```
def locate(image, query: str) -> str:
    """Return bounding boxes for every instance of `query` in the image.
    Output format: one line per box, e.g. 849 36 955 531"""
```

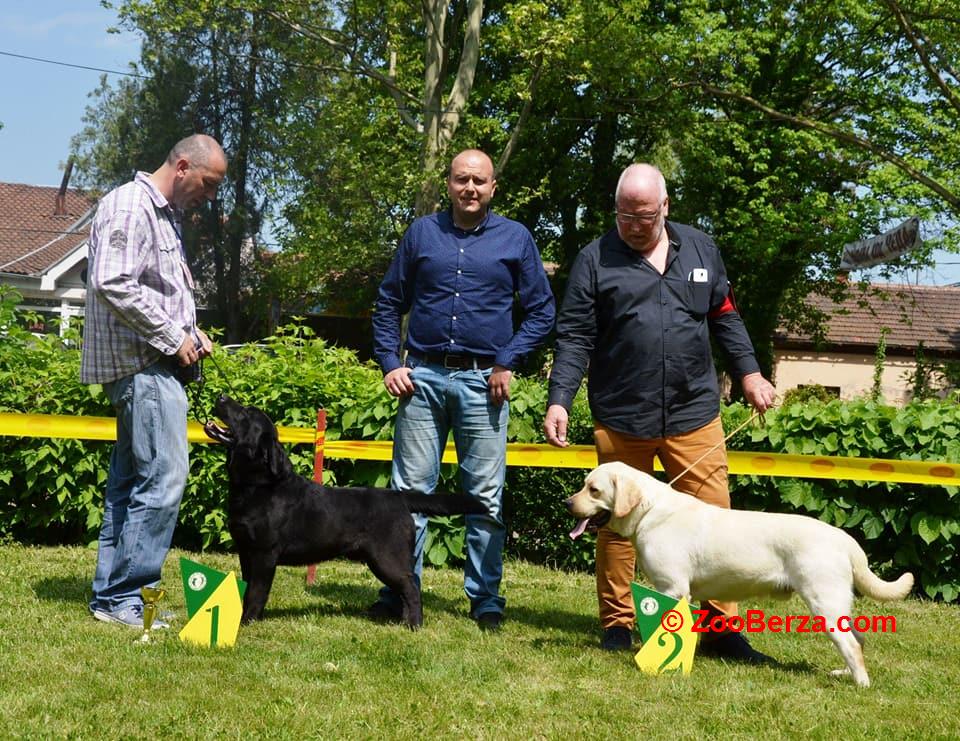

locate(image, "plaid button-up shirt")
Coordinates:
80 172 198 384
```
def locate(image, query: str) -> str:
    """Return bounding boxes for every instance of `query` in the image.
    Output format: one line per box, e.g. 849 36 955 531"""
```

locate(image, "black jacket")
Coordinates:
547 221 761 438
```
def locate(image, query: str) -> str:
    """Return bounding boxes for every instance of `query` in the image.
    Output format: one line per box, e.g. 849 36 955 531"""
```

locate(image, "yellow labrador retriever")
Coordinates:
566 461 913 687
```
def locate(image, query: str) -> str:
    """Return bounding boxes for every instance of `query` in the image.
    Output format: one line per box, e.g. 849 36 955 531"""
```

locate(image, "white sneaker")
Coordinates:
92 604 169 630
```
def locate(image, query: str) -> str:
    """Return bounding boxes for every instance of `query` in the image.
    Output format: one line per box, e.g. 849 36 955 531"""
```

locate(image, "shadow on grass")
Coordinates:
260 577 599 638
269 580 472 623
33 576 90 604
761 658 818 678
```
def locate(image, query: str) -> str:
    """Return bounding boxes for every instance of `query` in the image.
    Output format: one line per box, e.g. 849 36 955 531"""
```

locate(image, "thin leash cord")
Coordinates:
203 351 246 400
630 408 768 584
667 409 762 487
203 351 236 393
184 352 243 424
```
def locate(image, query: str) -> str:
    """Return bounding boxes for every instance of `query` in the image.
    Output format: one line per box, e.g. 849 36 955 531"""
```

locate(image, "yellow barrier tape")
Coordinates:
1 412 957 486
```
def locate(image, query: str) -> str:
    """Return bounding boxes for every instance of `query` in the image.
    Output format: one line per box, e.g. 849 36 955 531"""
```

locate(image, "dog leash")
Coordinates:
182 351 244 425
623 408 770 585
666 408 766 487
203 351 237 394
181 357 210 423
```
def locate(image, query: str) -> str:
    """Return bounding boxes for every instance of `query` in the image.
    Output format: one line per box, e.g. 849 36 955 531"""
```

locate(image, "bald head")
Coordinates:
448 149 495 178
614 163 669 254
614 163 667 208
447 149 497 230
154 133 227 210
167 134 227 171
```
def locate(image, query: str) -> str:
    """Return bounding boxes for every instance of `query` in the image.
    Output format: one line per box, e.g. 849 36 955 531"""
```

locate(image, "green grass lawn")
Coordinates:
1 544 957 739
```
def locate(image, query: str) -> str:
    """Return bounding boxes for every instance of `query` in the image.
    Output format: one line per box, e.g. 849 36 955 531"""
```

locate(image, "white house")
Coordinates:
773 283 960 404
0 181 95 335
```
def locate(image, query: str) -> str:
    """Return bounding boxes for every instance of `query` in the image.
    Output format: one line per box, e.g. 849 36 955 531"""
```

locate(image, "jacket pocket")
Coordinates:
686 279 712 316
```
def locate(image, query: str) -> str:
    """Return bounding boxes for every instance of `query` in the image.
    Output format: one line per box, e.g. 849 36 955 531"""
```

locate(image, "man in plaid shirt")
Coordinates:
82 134 227 629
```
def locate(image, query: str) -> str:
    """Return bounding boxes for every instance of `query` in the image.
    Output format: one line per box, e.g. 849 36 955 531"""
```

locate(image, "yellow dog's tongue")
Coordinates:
569 519 590 540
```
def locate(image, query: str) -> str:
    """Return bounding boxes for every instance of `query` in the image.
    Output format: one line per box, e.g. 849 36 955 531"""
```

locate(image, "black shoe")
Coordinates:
698 632 777 665
600 626 633 651
476 612 503 632
365 600 403 622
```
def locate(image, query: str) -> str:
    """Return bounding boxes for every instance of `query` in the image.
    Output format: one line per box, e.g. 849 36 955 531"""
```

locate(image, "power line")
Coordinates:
0 49 149 79
0 47 721 124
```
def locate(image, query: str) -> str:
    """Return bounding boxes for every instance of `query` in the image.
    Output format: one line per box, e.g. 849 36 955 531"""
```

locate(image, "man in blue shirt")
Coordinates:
372 149 556 630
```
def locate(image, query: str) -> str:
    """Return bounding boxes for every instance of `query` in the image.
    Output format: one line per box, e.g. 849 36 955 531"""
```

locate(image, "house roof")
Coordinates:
0 182 95 276
776 284 960 354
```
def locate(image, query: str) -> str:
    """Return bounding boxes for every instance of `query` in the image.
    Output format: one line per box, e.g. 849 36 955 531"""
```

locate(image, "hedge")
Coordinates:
1 288 957 601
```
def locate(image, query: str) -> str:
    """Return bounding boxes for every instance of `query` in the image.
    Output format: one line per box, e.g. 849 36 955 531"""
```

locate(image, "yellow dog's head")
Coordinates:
565 462 648 539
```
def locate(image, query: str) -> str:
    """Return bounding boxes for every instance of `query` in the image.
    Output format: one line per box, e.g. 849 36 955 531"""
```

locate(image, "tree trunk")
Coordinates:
415 0 483 216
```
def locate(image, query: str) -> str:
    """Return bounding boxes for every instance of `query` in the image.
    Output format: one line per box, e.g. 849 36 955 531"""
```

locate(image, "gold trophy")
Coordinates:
139 586 167 643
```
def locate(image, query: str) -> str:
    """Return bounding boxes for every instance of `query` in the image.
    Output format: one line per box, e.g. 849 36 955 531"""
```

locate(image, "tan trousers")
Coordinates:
593 416 737 632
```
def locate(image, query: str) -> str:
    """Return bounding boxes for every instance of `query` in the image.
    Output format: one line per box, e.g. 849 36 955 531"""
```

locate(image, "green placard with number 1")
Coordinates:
178 557 246 648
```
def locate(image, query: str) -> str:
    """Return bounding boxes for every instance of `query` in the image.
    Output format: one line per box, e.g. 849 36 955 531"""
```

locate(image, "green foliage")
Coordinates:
73 2 299 341
503 376 596 571
901 340 959 401
1 300 958 600
872 327 889 402
74 0 960 351
729 397 960 602
779 384 837 408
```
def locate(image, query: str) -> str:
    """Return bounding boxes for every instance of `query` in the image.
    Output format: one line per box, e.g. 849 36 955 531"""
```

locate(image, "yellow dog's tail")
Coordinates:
852 547 914 601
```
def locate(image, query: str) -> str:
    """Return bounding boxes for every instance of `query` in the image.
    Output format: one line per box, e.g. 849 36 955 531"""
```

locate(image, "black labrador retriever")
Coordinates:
204 395 486 628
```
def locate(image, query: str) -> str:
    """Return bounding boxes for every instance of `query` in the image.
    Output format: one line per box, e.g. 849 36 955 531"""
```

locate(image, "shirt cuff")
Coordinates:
494 352 516 370
730 356 761 379
154 326 187 357
380 355 402 374
547 388 575 410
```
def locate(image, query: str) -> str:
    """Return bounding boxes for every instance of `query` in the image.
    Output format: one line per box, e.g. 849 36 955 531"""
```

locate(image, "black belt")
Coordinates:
409 351 496 370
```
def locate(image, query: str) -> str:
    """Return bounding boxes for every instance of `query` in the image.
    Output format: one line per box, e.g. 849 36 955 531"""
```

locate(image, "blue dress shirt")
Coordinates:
373 210 556 373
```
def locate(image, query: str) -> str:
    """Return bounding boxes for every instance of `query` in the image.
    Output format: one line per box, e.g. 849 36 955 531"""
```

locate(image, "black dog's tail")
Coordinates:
401 491 487 517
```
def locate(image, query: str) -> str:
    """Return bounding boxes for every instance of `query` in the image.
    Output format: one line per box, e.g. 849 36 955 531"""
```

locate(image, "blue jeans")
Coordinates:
380 358 509 617
89 362 189 612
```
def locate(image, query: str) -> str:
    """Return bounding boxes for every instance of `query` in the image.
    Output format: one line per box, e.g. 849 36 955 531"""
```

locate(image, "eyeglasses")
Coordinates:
615 201 665 225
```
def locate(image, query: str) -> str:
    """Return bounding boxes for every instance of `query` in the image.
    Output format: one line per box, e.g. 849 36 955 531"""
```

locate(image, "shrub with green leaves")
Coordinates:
0 291 957 600
726 396 960 601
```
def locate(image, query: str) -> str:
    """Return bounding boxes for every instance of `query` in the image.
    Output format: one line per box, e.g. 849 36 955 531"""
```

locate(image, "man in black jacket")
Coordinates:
544 163 777 661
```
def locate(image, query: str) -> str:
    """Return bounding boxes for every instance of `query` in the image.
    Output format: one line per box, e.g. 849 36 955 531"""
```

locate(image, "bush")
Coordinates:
779 383 836 407
725 396 960 601
1 291 957 600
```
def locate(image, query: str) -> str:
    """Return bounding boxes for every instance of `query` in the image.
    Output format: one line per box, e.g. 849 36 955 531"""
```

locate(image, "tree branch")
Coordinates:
421 0 447 119
266 9 423 132
697 82 960 211
884 0 960 119
439 0 483 149
496 53 543 176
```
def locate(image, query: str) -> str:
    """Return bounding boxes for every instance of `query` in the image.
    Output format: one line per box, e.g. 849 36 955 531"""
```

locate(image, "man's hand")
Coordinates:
742 372 777 413
196 328 213 358
488 365 512 404
544 404 570 447
175 333 200 367
384 367 416 397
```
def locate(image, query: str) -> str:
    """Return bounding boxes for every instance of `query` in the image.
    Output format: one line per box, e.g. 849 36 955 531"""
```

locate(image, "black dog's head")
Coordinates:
204 395 292 484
